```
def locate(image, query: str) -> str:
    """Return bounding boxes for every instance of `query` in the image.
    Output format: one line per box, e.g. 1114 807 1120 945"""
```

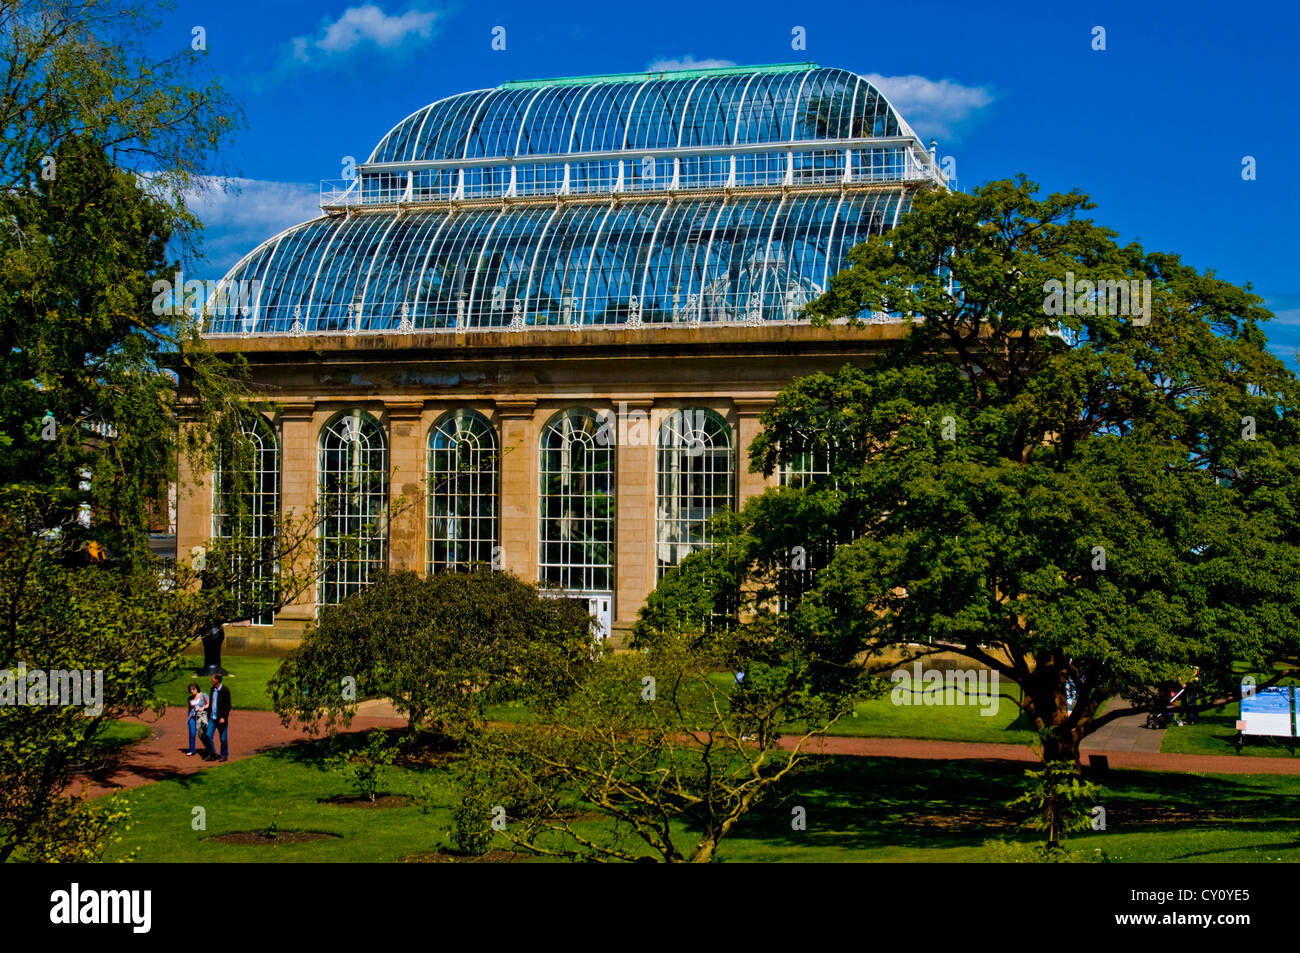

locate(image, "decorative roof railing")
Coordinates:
206 308 912 339
322 136 945 209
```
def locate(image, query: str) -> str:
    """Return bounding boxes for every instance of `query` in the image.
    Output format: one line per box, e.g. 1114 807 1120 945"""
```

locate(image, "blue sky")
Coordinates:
158 0 1300 364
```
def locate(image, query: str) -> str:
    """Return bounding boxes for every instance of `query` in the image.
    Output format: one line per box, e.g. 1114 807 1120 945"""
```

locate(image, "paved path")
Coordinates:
1080 698 1166 753
75 707 407 800
79 702 1300 800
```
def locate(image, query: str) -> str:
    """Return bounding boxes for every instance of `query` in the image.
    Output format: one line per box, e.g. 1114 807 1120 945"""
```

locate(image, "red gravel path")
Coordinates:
76 708 1300 800
75 707 407 800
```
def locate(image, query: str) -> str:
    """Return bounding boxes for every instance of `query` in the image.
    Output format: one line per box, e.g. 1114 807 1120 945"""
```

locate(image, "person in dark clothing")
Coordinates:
1181 667 1201 726
206 673 232 762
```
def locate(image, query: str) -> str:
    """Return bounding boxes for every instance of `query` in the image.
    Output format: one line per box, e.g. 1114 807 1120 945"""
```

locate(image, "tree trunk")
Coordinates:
688 837 716 863
1023 656 1082 767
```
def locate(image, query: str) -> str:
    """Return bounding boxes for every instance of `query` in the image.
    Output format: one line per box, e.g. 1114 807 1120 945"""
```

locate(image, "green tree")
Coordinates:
270 570 599 735
0 0 244 860
0 491 213 862
463 634 864 864
725 176 1300 786
460 541 868 863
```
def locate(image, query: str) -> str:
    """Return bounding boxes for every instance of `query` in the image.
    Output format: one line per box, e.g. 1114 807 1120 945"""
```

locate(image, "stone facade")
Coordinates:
178 321 908 651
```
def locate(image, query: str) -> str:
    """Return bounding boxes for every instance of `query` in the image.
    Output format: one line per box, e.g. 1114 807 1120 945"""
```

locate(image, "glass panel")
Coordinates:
427 410 499 571
317 411 388 608
212 412 279 624
655 409 733 577
538 408 615 592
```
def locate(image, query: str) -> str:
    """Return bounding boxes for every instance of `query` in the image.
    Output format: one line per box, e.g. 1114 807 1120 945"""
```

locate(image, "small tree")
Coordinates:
270 569 598 736
1007 759 1104 850
461 546 869 863
329 729 399 802
0 494 215 862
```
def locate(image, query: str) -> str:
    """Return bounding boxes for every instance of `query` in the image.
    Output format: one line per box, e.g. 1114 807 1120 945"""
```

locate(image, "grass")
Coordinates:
717 757 1300 863
1160 666 1300 758
94 720 151 752
153 654 282 711
1162 703 1299 758
98 734 1300 863
807 684 1037 745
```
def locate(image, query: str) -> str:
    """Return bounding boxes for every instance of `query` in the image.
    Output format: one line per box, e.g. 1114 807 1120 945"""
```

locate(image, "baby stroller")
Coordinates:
1146 686 1185 729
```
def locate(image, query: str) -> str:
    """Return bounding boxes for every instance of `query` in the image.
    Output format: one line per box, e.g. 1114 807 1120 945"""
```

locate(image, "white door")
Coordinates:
587 594 612 641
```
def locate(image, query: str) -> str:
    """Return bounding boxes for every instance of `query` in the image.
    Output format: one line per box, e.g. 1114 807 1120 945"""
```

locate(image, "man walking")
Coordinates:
206 673 232 762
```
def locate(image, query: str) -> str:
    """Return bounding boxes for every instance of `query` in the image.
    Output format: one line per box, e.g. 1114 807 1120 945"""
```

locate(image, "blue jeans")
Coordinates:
208 718 229 759
187 715 199 753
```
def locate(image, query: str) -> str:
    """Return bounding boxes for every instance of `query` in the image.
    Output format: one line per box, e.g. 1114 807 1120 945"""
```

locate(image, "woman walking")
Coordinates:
186 682 210 756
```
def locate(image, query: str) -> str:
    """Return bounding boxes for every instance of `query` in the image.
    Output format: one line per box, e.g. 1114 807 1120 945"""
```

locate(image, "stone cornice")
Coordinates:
494 398 538 418
733 398 775 416
383 399 424 418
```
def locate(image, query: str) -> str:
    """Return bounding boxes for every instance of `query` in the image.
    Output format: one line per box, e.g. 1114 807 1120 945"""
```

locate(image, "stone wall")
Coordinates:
179 323 908 650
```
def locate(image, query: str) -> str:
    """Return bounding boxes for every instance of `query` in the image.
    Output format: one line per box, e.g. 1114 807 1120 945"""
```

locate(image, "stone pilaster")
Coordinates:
734 398 776 504
174 416 210 579
495 398 538 581
385 400 425 574
276 401 317 623
614 399 655 628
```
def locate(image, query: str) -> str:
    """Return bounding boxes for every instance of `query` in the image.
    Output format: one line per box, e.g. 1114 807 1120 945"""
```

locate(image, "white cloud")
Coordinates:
646 56 737 73
185 176 322 273
292 5 440 63
862 73 993 140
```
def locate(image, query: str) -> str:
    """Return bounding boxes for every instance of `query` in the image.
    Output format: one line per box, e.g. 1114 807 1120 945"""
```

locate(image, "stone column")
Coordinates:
496 398 538 581
385 400 425 574
276 401 317 625
734 398 776 505
614 399 655 635
174 416 210 580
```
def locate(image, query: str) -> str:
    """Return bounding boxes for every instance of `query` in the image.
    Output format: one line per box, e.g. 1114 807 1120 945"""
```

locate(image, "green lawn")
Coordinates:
97 735 1300 863
1162 703 1299 758
807 684 1037 745
95 720 151 752
153 654 282 711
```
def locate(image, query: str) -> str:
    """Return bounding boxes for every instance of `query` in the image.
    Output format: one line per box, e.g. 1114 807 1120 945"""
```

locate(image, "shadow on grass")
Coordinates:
725 756 1300 856
1171 833 1300 860
725 757 1030 854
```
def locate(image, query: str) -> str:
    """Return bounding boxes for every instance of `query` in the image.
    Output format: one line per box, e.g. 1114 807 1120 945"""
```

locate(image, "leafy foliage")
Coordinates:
0 0 243 860
329 729 400 802
0 494 213 861
464 622 870 862
677 176 1300 772
1007 759 1105 845
270 570 599 735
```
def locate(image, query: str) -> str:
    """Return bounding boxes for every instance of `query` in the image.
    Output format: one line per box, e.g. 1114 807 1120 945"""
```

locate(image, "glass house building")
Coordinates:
179 62 948 648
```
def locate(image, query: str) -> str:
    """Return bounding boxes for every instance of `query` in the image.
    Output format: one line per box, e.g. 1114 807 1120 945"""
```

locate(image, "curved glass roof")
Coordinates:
210 190 909 335
209 63 939 337
368 65 915 166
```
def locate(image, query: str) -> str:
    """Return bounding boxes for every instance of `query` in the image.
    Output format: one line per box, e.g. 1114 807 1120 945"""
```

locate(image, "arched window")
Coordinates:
778 435 834 488
427 409 499 572
318 410 388 608
776 430 844 611
538 408 614 592
656 409 734 578
212 412 280 625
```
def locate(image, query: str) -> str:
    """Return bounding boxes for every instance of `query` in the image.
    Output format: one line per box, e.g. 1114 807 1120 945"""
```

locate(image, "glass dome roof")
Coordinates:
368 65 915 165
208 63 941 337
209 190 910 335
